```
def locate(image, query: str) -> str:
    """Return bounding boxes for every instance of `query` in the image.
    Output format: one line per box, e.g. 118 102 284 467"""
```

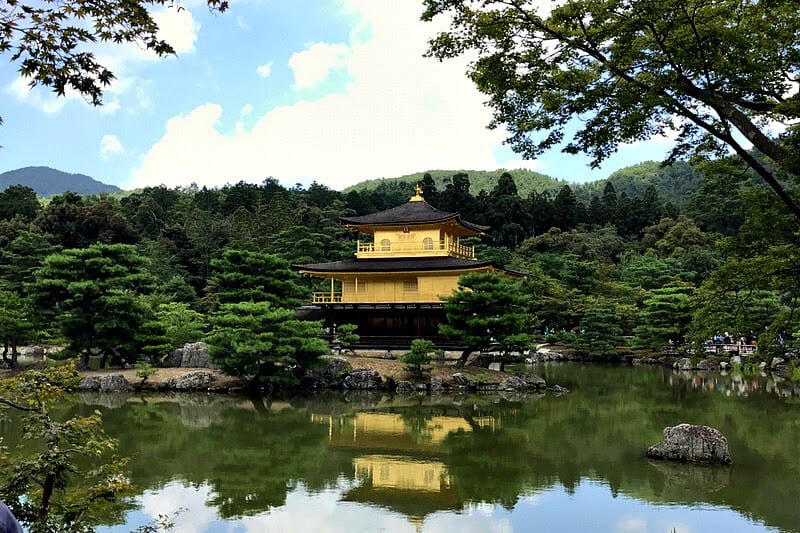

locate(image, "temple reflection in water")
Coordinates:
310 411 500 525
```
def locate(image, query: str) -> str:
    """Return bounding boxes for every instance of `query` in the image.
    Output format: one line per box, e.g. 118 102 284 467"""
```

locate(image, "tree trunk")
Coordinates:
10 341 17 370
99 351 109 369
38 472 56 524
79 351 90 371
79 332 92 370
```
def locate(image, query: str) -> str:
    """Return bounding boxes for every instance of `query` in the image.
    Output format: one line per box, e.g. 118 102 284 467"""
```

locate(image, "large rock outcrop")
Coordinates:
163 342 214 368
77 374 131 392
647 424 732 464
343 369 382 390
302 357 353 389
170 371 216 391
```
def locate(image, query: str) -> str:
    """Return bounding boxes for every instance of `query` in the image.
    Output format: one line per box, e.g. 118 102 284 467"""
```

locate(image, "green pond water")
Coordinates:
3 363 800 532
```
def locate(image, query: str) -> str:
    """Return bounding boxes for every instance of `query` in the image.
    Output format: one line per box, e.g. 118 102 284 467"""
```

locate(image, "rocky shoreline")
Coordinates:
531 343 800 377
7 341 797 394
75 355 553 394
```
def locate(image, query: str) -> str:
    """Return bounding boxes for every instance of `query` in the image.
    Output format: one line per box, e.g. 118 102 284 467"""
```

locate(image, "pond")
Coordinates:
3 363 800 532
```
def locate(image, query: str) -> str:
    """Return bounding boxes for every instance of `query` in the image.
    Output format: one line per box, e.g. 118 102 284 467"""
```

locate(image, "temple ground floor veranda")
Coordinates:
296 303 462 349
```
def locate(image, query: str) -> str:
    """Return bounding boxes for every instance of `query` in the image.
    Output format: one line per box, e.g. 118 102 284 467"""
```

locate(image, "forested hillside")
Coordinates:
344 161 705 210
572 161 704 208
344 168 567 198
0 161 797 373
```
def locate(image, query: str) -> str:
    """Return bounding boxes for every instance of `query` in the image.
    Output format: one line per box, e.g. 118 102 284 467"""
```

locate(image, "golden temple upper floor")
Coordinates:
340 189 488 260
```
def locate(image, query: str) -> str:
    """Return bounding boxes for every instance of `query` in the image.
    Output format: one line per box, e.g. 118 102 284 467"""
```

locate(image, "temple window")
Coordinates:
344 280 368 293
403 279 418 292
380 238 391 251
423 237 434 250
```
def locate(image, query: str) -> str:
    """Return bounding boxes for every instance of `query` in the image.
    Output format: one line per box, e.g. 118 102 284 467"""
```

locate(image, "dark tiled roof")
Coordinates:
340 200 489 233
295 257 498 273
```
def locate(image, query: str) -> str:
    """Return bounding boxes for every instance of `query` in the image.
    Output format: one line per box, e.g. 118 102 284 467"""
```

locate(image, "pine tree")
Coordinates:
0 291 35 369
400 339 440 378
206 302 328 386
440 272 530 367
206 249 308 309
633 284 695 350
576 299 624 360
30 244 154 369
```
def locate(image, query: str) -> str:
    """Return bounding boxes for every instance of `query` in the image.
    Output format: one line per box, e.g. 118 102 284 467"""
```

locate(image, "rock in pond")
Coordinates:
498 376 527 392
647 424 732 464
520 373 547 389
77 376 101 391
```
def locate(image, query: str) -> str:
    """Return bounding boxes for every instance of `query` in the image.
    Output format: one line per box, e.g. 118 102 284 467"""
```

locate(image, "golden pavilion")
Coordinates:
295 187 520 343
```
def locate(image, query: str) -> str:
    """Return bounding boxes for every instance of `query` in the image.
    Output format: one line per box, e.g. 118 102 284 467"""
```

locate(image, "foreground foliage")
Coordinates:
0 0 228 126
0 364 130 531
424 0 800 219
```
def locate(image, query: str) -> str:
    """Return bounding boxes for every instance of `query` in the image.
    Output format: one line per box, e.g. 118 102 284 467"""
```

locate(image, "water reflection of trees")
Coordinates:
39 368 800 531
667 369 800 399
67 394 333 519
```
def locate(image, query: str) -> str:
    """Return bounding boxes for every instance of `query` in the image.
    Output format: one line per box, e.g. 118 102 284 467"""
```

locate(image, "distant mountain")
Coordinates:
0 166 122 197
346 162 705 208
344 169 569 198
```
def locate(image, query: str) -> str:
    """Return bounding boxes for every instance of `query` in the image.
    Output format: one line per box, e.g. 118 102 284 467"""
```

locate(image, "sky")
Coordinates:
0 0 674 192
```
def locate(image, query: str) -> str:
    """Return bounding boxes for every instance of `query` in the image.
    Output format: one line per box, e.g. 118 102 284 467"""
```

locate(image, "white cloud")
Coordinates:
6 6 197 117
289 42 350 90
139 481 220 531
100 134 125 159
614 516 648 533
153 6 200 55
130 1 505 190
99 100 122 115
257 61 273 78
6 76 80 114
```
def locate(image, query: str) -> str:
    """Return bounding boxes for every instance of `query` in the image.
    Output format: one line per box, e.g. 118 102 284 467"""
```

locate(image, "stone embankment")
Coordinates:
74 350 553 394
302 356 550 393
78 369 241 393
631 351 798 377
525 340 799 377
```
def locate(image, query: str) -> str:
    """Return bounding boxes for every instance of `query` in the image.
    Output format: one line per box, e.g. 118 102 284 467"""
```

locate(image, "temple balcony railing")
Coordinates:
313 292 342 304
311 292 447 305
355 240 475 259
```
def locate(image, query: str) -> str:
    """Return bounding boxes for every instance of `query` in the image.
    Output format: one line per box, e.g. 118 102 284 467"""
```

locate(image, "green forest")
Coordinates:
0 157 798 377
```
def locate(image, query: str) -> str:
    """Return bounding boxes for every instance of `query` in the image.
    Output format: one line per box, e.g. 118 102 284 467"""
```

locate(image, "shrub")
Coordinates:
135 361 158 384
337 324 360 353
401 339 440 379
